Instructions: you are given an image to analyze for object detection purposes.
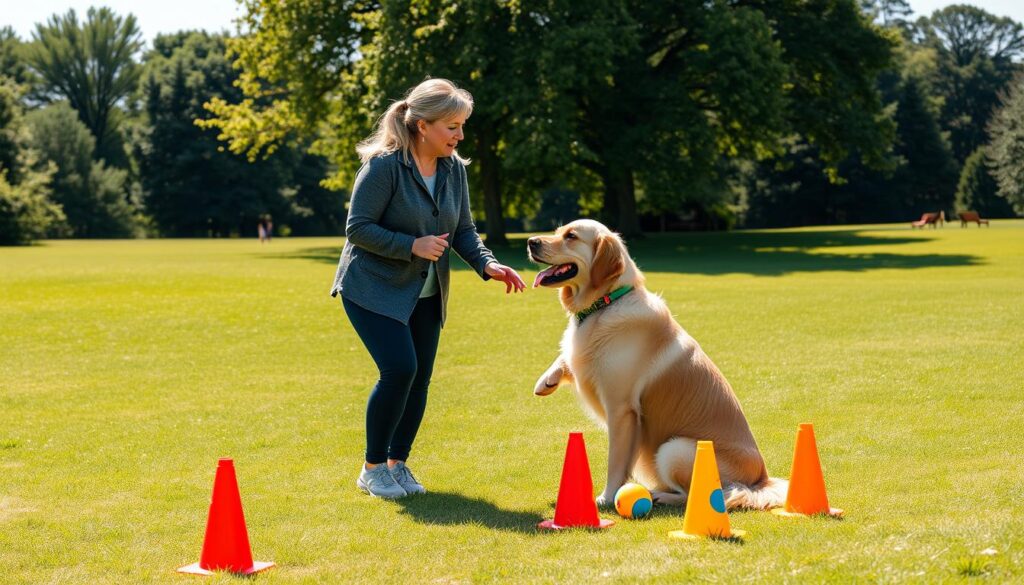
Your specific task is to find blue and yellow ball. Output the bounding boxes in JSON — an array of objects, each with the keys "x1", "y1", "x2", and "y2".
[{"x1": 614, "y1": 482, "x2": 653, "y2": 519}]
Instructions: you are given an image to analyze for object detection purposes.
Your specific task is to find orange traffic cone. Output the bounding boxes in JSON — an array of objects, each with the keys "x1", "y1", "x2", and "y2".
[
  {"x1": 178, "y1": 458, "x2": 275, "y2": 576},
  {"x1": 538, "y1": 433, "x2": 614, "y2": 530},
  {"x1": 669, "y1": 440, "x2": 745, "y2": 540},
  {"x1": 772, "y1": 423, "x2": 843, "y2": 518}
]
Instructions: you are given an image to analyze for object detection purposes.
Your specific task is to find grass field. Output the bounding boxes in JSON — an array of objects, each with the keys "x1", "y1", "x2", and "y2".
[{"x1": 1, "y1": 221, "x2": 1022, "y2": 583}]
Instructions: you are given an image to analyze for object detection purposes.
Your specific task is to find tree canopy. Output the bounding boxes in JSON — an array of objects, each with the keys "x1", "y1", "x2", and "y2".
[
  {"x1": 139, "y1": 31, "x2": 334, "y2": 237},
  {"x1": 2, "y1": 3, "x2": 1021, "y2": 245},
  {"x1": 987, "y1": 75, "x2": 1024, "y2": 216},
  {"x1": 913, "y1": 5, "x2": 1024, "y2": 163},
  {"x1": 25, "y1": 8, "x2": 143, "y2": 167},
  {"x1": 203, "y1": 0, "x2": 900, "y2": 237},
  {"x1": 0, "y1": 77, "x2": 63, "y2": 244}
]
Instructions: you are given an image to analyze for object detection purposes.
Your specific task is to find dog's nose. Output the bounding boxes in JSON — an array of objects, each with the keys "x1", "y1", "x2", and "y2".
[{"x1": 528, "y1": 238, "x2": 541, "y2": 254}]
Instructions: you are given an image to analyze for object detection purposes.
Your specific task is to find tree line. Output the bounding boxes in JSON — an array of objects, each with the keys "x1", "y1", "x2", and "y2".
[
  {"x1": 1, "y1": 2, "x2": 1023, "y2": 245},
  {"x1": 0, "y1": 9, "x2": 341, "y2": 244}
]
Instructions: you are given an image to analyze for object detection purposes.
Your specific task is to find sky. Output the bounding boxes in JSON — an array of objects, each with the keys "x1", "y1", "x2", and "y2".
[
  {"x1": 910, "y1": 0, "x2": 1024, "y2": 23},
  {"x1": 3, "y1": 1, "x2": 244, "y2": 45},
  {"x1": 3, "y1": 0, "x2": 1024, "y2": 46}
]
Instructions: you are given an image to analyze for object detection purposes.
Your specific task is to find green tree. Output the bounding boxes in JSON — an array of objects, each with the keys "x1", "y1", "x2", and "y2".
[
  {"x1": 0, "y1": 161, "x2": 63, "y2": 245},
  {"x1": 563, "y1": 0, "x2": 893, "y2": 232},
  {"x1": 288, "y1": 151, "x2": 345, "y2": 235},
  {"x1": 739, "y1": 74, "x2": 955, "y2": 227},
  {"x1": 138, "y1": 31, "x2": 327, "y2": 236},
  {"x1": 763, "y1": 0, "x2": 898, "y2": 176},
  {"x1": 202, "y1": 0, "x2": 616, "y2": 243},
  {"x1": 366, "y1": 0, "x2": 627, "y2": 243},
  {"x1": 206, "y1": 0, "x2": 897, "y2": 237},
  {"x1": 26, "y1": 102, "x2": 136, "y2": 237},
  {"x1": 888, "y1": 76, "x2": 959, "y2": 213},
  {"x1": 527, "y1": 187, "x2": 581, "y2": 232},
  {"x1": 955, "y1": 147, "x2": 1014, "y2": 217},
  {"x1": 0, "y1": 79, "x2": 19, "y2": 177},
  {"x1": 577, "y1": 2, "x2": 789, "y2": 235},
  {"x1": 0, "y1": 77, "x2": 64, "y2": 245},
  {"x1": 861, "y1": 0, "x2": 913, "y2": 30},
  {"x1": 914, "y1": 5, "x2": 1024, "y2": 163},
  {"x1": 987, "y1": 75, "x2": 1024, "y2": 216},
  {"x1": 0, "y1": 27, "x2": 33, "y2": 86},
  {"x1": 25, "y1": 8, "x2": 143, "y2": 167}
]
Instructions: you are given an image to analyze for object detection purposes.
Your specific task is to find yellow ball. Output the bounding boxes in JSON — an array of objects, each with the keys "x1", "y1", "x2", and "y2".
[{"x1": 614, "y1": 482, "x2": 653, "y2": 519}]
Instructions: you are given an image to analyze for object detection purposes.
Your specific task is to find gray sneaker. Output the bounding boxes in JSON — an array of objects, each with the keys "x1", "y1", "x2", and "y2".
[
  {"x1": 357, "y1": 464, "x2": 407, "y2": 499},
  {"x1": 388, "y1": 461, "x2": 426, "y2": 495}
]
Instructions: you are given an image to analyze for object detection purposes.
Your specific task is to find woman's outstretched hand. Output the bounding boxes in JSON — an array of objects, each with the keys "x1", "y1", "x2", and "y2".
[{"x1": 485, "y1": 262, "x2": 526, "y2": 294}]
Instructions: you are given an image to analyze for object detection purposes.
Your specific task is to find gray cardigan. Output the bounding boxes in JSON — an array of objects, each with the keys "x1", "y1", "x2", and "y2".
[{"x1": 330, "y1": 149, "x2": 496, "y2": 326}]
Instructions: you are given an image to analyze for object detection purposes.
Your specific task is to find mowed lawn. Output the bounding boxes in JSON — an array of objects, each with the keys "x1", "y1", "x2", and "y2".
[{"x1": 1, "y1": 221, "x2": 1022, "y2": 583}]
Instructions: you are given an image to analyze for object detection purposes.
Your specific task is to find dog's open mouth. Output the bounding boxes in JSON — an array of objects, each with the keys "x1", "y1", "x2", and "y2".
[{"x1": 533, "y1": 262, "x2": 578, "y2": 287}]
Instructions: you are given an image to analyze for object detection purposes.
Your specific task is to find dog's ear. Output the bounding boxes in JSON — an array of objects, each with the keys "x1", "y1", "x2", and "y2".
[{"x1": 590, "y1": 233, "x2": 625, "y2": 291}]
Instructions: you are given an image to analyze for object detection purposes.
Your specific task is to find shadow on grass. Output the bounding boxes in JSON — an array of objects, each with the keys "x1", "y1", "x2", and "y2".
[
  {"x1": 269, "y1": 227, "x2": 982, "y2": 276},
  {"x1": 704, "y1": 533, "x2": 746, "y2": 545},
  {"x1": 393, "y1": 490, "x2": 545, "y2": 534},
  {"x1": 641, "y1": 503, "x2": 686, "y2": 521}
]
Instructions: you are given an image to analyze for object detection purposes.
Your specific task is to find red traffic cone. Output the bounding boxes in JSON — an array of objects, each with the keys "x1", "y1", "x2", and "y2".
[
  {"x1": 538, "y1": 433, "x2": 614, "y2": 530},
  {"x1": 178, "y1": 458, "x2": 275, "y2": 576}
]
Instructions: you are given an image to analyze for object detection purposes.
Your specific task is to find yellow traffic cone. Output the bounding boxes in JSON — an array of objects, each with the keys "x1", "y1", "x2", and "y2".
[{"x1": 669, "y1": 441, "x2": 746, "y2": 540}]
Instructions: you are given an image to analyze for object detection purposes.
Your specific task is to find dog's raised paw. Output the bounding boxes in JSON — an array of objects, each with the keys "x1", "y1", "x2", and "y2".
[{"x1": 534, "y1": 370, "x2": 561, "y2": 396}]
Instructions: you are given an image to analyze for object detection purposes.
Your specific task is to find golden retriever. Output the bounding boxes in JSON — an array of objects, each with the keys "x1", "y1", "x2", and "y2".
[{"x1": 527, "y1": 219, "x2": 786, "y2": 509}]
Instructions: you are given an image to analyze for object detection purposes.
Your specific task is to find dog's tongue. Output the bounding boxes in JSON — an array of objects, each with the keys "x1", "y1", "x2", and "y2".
[{"x1": 533, "y1": 266, "x2": 558, "y2": 288}]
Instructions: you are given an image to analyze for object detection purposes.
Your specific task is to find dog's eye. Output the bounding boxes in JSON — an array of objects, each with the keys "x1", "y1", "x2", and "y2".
[{"x1": 564, "y1": 232, "x2": 577, "y2": 240}]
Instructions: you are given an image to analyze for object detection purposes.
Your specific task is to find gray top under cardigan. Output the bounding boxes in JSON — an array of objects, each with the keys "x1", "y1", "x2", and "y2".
[
  {"x1": 330, "y1": 149, "x2": 496, "y2": 326},
  {"x1": 419, "y1": 173, "x2": 439, "y2": 298}
]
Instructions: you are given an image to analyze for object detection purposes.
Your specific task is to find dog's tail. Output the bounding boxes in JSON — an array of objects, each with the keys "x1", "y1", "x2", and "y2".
[{"x1": 723, "y1": 477, "x2": 788, "y2": 511}]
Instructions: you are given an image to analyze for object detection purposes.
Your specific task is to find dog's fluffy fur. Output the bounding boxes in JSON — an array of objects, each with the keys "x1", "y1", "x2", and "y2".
[{"x1": 528, "y1": 220, "x2": 786, "y2": 509}]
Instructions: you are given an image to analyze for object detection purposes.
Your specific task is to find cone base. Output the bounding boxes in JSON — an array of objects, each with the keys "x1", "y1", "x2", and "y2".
[
  {"x1": 538, "y1": 518, "x2": 614, "y2": 531},
  {"x1": 771, "y1": 506, "x2": 844, "y2": 519},
  {"x1": 668, "y1": 528, "x2": 746, "y2": 540},
  {"x1": 177, "y1": 561, "x2": 275, "y2": 576}
]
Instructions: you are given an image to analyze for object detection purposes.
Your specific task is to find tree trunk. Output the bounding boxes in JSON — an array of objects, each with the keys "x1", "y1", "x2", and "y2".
[
  {"x1": 600, "y1": 168, "x2": 619, "y2": 228},
  {"x1": 476, "y1": 125, "x2": 507, "y2": 246},
  {"x1": 601, "y1": 162, "x2": 642, "y2": 238}
]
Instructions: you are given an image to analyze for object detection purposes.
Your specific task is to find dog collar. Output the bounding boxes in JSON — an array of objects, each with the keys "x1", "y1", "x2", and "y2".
[{"x1": 576, "y1": 286, "x2": 633, "y2": 323}]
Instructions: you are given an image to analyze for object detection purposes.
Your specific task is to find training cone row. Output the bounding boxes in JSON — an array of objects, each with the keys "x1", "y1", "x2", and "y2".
[
  {"x1": 773, "y1": 423, "x2": 843, "y2": 518},
  {"x1": 178, "y1": 458, "x2": 275, "y2": 576},
  {"x1": 538, "y1": 432, "x2": 614, "y2": 530},
  {"x1": 669, "y1": 441, "x2": 745, "y2": 540}
]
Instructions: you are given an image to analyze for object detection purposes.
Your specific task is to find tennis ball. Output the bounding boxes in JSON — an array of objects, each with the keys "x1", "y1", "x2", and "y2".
[{"x1": 614, "y1": 482, "x2": 653, "y2": 519}]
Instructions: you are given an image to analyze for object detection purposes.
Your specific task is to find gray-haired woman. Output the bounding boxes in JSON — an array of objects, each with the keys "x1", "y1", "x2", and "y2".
[{"x1": 331, "y1": 78, "x2": 526, "y2": 498}]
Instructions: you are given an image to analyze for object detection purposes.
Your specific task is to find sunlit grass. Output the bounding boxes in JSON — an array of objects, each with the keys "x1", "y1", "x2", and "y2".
[{"x1": 1, "y1": 220, "x2": 1022, "y2": 582}]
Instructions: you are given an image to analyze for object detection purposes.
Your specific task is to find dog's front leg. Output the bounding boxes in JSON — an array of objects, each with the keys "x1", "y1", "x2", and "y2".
[
  {"x1": 596, "y1": 407, "x2": 640, "y2": 508},
  {"x1": 534, "y1": 355, "x2": 573, "y2": 396}
]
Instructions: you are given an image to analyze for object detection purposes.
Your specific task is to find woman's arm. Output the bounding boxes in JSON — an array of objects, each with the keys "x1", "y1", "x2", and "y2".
[
  {"x1": 450, "y1": 163, "x2": 497, "y2": 279},
  {"x1": 345, "y1": 156, "x2": 416, "y2": 261}
]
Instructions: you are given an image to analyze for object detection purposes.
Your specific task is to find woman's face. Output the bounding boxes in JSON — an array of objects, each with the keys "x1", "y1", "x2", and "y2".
[{"x1": 418, "y1": 115, "x2": 466, "y2": 159}]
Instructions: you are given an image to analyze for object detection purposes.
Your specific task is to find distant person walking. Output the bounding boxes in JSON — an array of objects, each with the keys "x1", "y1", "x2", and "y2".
[
  {"x1": 258, "y1": 214, "x2": 273, "y2": 243},
  {"x1": 330, "y1": 78, "x2": 526, "y2": 499}
]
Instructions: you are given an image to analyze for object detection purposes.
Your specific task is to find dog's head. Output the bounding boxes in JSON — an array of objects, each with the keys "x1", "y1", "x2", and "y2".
[{"x1": 527, "y1": 219, "x2": 641, "y2": 313}]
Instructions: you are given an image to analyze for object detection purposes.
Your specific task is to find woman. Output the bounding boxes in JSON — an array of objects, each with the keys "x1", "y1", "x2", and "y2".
[{"x1": 330, "y1": 78, "x2": 526, "y2": 499}]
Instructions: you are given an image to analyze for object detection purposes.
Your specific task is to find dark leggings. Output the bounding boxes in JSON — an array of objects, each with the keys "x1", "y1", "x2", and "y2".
[{"x1": 343, "y1": 294, "x2": 442, "y2": 464}]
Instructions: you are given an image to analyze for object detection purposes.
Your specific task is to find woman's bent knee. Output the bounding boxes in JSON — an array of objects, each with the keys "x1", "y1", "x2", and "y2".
[{"x1": 379, "y1": 360, "x2": 418, "y2": 389}]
